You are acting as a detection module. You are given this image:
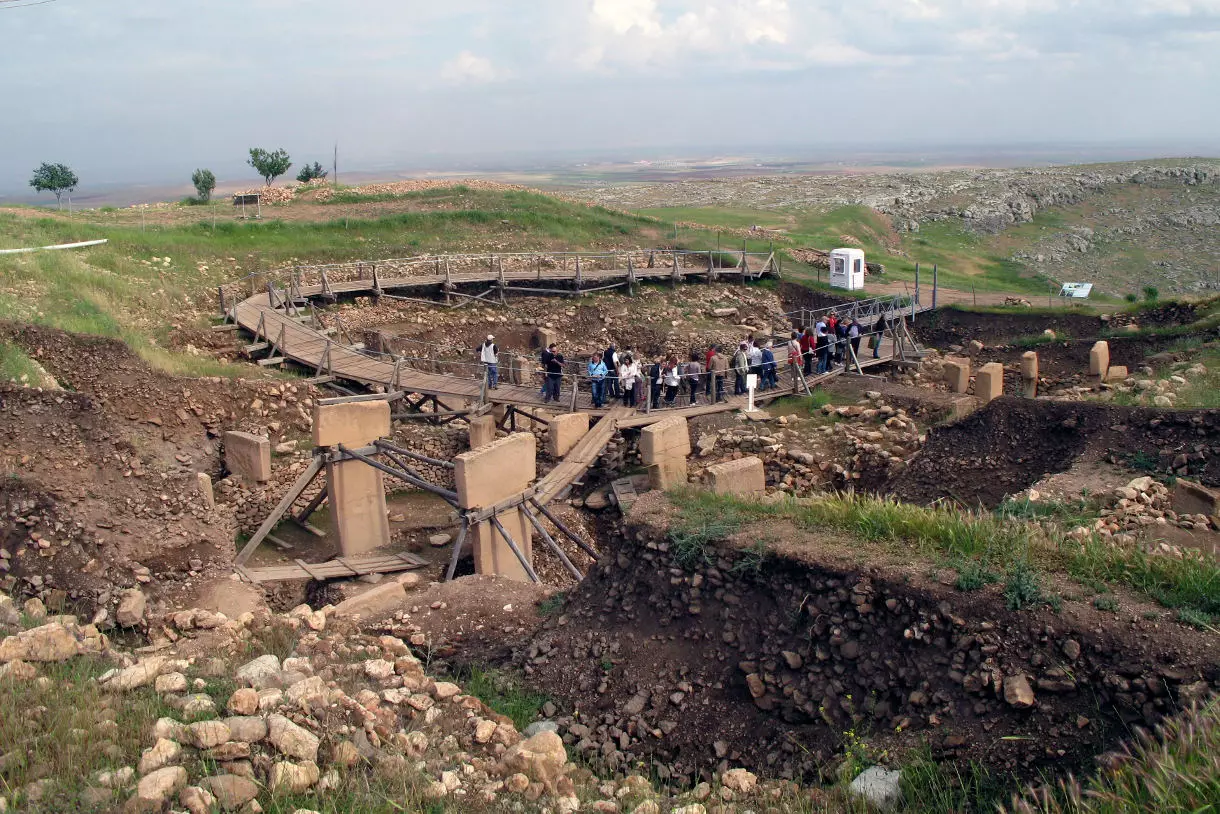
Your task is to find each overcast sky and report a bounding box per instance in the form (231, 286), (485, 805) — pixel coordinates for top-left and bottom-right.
(2, 0), (1219, 193)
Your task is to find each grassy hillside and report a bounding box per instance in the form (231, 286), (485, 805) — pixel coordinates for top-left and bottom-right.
(0, 187), (662, 379)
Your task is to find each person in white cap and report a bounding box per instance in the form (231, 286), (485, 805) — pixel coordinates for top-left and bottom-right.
(478, 334), (499, 389)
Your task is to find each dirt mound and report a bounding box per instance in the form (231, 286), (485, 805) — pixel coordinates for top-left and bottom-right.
(508, 492), (1219, 786)
(912, 307), (1103, 347)
(892, 398), (1220, 507)
(0, 325), (316, 618)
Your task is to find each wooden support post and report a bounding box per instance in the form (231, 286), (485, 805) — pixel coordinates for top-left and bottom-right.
(444, 518), (470, 582)
(523, 507), (582, 580)
(627, 258), (636, 296)
(575, 256), (583, 295)
(497, 257), (506, 304)
(490, 512), (540, 584)
(530, 498), (599, 560)
(235, 456), (324, 566)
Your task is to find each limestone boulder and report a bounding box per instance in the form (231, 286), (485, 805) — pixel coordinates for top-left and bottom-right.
(500, 730), (568, 791)
(0, 622), (84, 663)
(270, 760), (321, 794)
(135, 766), (188, 806)
(198, 774), (260, 810)
(268, 714), (320, 762)
(234, 654), (282, 689)
(116, 589), (147, 627)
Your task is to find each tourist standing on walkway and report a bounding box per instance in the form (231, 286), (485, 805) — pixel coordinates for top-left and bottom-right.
(619, 354), (639, 408)
(685, 352), (703, 405)
(761, 341), (777, 390)
(747, 340), (763, 381)
(545, 347), (564, 403)
(587, 353), (607, 408)
(540, 343), (556, 399)
(478, 335), (499, 390)
(801, 327), (815, 376)
(704, 345), (716, 397)
(732, 342), (750, 395)
(834, 315), (849, 366)
(709, 346), (729, 403)
(647, 357), (663, 408)
(663, 356), (682, 406)
(848, 318), (861, 364)
(603, 343), (620, 399)
(815, 317), (830, 374)
(787, 331), (803, 391)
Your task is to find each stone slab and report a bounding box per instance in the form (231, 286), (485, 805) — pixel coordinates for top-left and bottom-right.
(974, 362), (1004, 404)
(196, 473), (215, 510)
(1089, 341), (1110, 378)
(943, 358), (971, 394)
(472, 508), (534, 583)
(468, 415), (497, 450)
(454, 433), (536, 510)
(326, 460), (390, 557)
(548, 413), (590, 458)
(312, 400), (391, 448)
(1020, 351), (1039, 380)
(648, 458), (689, 491)
(706, 456), (766, 496)
(1173, 480), (1220, 517)
(533, 328), (560, 351)
(1106, 365), (1129, 383)
(224, 432), (271, 483)
(639, 416), (691, 463)
(331, 580), (406, 620)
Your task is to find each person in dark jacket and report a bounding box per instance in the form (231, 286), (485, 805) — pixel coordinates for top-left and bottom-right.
(761, 341), (777, 390)
(648, 358), (663, 408)
(545, 346), (564, 403)
(603, 343), (620, 399)
(539, 343), (555, 399)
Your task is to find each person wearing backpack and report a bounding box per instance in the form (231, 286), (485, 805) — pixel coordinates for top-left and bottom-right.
(477, 335), (499, 389)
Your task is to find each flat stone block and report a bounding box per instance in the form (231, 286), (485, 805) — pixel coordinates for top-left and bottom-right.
(639, 416), (691, 463)
(706, 456), (765, 496)
(224, 431), (271, 483)
(327, 460), (390, 556)
(1089, 341), (1110, 377)
(1106, 365), (1129, 383)
(331, 580), (406, 620)
(312, 400), (391, 448)
(533, 328), (560, 350)
(975, 362), (1005, 404)
(454, 433), (536, 509)
(468, 415), (497, 450)
(948, 396), (979, 420)
(943, 358), (971, 394)
(548, 413), (590, 458)
(1173, 480), (1220, 517)
(648, 458), (689, 491)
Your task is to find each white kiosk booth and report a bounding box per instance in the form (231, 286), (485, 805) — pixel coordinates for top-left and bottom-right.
(829, 248), (866, 291)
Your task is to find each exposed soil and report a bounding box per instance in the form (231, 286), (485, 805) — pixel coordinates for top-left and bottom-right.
(501, 492), (1219, 786)
(892, 397), (1220, 508)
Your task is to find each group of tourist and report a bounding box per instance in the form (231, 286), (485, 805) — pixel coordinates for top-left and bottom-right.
(475, 311), (887, 410)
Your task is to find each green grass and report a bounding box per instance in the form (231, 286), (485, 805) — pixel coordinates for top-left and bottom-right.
(668, 491), (1220, 624)
(453, 667), (549, 730)
(0, 341), (45, 385)
(1003, 698), (1220, 814)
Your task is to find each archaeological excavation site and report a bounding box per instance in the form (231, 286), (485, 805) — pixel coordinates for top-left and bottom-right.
(1, 174), (1219, 814)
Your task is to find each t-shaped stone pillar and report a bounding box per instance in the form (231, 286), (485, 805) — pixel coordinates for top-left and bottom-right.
(454, 433), (536, 582)
(313, 400), (393, 557)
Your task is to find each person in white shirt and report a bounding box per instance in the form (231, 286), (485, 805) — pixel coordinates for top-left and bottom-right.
(619, 355), (640, 408)
(478, 335), (498, 389)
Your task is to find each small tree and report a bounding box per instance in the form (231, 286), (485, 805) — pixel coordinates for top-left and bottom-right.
(29, 162), (79, 209)
(191, 168), (216, 202)
(247, 148), (292, 186)
(296, 161), (328, 183)
(1143, 286), (1160, 303)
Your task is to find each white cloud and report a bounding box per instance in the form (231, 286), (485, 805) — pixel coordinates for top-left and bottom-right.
(440, 50), (504, 84)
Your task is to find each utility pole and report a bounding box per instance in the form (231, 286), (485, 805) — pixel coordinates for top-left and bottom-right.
(333, 142), (338, 187)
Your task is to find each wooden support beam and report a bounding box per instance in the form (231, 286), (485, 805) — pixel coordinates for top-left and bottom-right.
(235, 456), (324, 566)
(523, 506), (582, 580)
(490, 513), (540, 584)
(444, 518), (470, 582)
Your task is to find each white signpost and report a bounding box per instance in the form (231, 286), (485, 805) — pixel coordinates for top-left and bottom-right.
(745, 373), (759, 412)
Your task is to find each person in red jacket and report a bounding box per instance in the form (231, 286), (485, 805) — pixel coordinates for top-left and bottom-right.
(799, 328), (814, 376)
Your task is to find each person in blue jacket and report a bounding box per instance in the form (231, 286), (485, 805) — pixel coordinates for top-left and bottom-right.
(587, 353), (608, 408)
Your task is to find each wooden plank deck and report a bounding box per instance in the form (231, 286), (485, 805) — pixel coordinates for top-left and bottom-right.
(236, 551), (428, 584)
(534, 406), (632, 506)
(232, 270), (917, 425)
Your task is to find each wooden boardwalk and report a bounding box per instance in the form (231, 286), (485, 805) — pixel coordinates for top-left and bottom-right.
(535, 406), (633, 506)
(232, 286), (911, 424)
